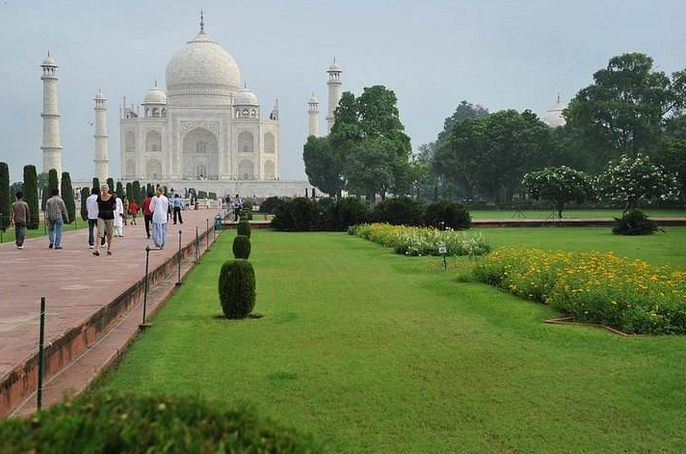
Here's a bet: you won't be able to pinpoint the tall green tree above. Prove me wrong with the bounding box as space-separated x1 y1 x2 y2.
132 181 142 204
107 177 115 194
566 53 686 162
60 172 75 224
0 162 10 231
80 187 89 221
437 100 489 143
126 182 133 201
303 136 345 197
92 177 100 193
522 166 594 217
23 165 39 229
41 169 58 211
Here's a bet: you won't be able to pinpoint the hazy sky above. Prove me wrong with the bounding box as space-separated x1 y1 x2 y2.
1 0 685 182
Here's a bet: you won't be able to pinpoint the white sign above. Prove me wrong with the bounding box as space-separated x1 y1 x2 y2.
438 243 447 255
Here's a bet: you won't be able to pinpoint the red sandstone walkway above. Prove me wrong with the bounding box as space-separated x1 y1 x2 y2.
0 210 220 390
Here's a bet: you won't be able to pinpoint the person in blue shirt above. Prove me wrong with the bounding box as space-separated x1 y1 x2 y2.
173 194 183 225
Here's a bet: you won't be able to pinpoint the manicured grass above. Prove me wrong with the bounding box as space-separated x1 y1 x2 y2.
469 208 686 219
99 229 686 453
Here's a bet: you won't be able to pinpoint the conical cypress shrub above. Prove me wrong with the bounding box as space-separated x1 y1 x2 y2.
60 172 75 224
116 181 124 198
80 187 89 221
232 235 251 259
237 220 251 238
23 165 39 229
0 162 10 231
218 260 256 319
132 181 141 205
107 178 115 194
92 177 100 193
42 169 58 211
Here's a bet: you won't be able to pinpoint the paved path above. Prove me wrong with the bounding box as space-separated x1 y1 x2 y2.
0 210 221 382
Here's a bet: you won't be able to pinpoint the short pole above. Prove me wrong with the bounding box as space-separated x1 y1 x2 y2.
0 214 4 243
443 254 447 271
140 246 151 328
195 226 199 264
43 212 47 235
37 297 46 411
206 219 210 251
176 230 182 286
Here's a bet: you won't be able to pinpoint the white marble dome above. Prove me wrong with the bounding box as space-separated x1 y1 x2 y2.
165 29 241 103
234 86 258 105
41 55 57 67
143 86 167 104
542 97 566 128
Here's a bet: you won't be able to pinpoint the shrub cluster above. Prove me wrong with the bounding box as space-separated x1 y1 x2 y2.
271 197 470 232
0 393 315 453
219 259 256 319
612 209 660 235
237 220 251 238
259 196 286 214
472 247 686 334
349 223 490 257
233 234 251 259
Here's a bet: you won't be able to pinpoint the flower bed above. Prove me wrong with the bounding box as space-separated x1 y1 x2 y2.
473 248 686 334
349 223 491 257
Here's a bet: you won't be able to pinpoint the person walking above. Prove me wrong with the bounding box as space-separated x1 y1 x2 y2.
86 187 99 249
9 191 30 249
172 194 183 225
232 194 243 222
122 196 129 226
142 191 153 239
93 184 116 256
150 186 170 249
113 192 124 237
45 189 69 249
129 199 139 225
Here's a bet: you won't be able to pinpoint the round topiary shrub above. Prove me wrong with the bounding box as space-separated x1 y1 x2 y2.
219 259 256 319
612 209 660 235
237 220 251 238
233 234 251 259
423 200 472 230
0 393 315 453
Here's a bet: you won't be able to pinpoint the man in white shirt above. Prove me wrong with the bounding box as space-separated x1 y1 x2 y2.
149 187 170 249
86 187 99 249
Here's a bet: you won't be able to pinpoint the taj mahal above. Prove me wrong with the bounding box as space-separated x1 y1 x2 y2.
40 14 345 197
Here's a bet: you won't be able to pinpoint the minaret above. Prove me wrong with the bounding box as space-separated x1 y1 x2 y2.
93 90 109 181
308 93 320 137
40 53 63 175
326 58 342 134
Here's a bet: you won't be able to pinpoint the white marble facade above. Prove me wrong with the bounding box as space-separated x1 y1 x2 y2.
120 16 280 184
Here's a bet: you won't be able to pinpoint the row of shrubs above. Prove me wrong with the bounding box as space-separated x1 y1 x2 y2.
270 197 472 231
472 247 686 334
350 223 491 257
0 393 316 453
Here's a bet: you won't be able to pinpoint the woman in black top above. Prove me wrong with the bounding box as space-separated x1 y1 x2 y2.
94 184 116 256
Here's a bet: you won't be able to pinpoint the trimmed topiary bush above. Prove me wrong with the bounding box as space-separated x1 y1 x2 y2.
41 168 58 211
80 187 89 221
233 234 251 259
373 196 424 226
237 220 251 237
92 177 100 193
218 260 256 319
612 209 660 235
0 392 315 453
270 197 323 231
0 162 9 231
60 172 75 224
423 200 472 230
323 197 369 231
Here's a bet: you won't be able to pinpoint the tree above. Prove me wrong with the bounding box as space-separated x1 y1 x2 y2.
42 169 58 211
80 187 89 221
566 53 686 161
656 115 686 203
132 180 142 205
0 162 10 231
107 177 115 194
522 166 594 218
126 182 133 201
60 172 75 224
115 181 124 197
437 100 489 143
92 177 100 193
23 165 39 229
303 136 345 197
597 153 680 211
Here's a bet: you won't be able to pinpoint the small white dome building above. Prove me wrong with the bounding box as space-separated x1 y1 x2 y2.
542 95 567 128
120 14 280 182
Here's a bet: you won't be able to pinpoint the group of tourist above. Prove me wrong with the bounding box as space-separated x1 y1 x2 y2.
8 184 176 253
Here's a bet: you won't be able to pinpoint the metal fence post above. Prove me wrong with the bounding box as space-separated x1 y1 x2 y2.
176 230 182 287
195 226 199 264
206 219 209 252
37 297 46 411
140 246 151 328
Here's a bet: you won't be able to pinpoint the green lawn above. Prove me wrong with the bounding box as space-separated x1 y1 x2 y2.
98 229 686 453
469 208 686 219
0 220 87 244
